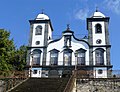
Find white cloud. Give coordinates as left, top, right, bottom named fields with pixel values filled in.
left=74, top=8, right=89, bottom=20
left=104, top=0, right=120, bottom=14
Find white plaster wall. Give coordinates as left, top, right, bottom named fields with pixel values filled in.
left=92, top=22, right=106, bottom=45
left=32, top=24, right=45, bottom=47
left=47, top=35, right=89, bottom=66
left=58, top=52, right=64, bottom=65
left=63, top=33, right=73, bottom=36
left=47, top=37, right=64, bottom=65
left=94, top=67, right=107, bottom=78
left=71, top=37, right=89, bottom=65
left=31, top=68, right=42, bottom=77
left=46, top=52, right=50, bottom=65
left=48, top=24, right=52, bottom=40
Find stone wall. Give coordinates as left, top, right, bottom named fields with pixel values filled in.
left=73, top=79, right=120, bottom=92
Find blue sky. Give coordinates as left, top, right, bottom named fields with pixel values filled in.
left=0, top=0, right=120, bottom=70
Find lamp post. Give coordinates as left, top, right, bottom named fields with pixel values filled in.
left=30, top=52, right=33, bottom=78
left=74, top=51, right=78, bottom=92
left=74, top=51, right=77, bottom=71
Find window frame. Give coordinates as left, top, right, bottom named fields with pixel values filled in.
left=35, top=25, right=42, bottom=35
left=95, top=23, right=102, bottom=33
left=32, top=49, right=42, bottom=65
left=33, top=70, right=37, bottom=74
left=35, top=41, right=40, bottom=45
left=63, top=49, right=73, bottom=66
left=98, top=69, right=103, bottom=74
left=76, top=49, right=86, bottom=65
left=95, top=48, right=104, bottom=65
left=50, top=49, right=59, bottom=65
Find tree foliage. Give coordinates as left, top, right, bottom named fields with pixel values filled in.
left=0, top=29, right=27, bottom=72
left=12, top=45, right=27, bottom=71
left=0, top=29, right=15, bottom=71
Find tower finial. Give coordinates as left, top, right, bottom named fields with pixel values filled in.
left=41, top=9, right=44, bottom=14
left=96, top=6, right=98, bottom=12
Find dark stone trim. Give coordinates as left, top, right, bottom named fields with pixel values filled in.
left=104, top=22, right=110, bottom=45
left=87, top=22, right=93, bottom=45
left=32, top=49, right=42, bottom=53
left=89, top=48, right=93, bottom=65
left=63, top=48, right=73, bottom=52
left=49, top=49, right=60, bottom=52
left=106, top=47, right=111, bottom=65
left=90, top=45, right=111, bottom=47
left=62, top=30, right=74, bottom=34
left=28, top=24, right=33, bottom=46
left=76, top=48, right=87, bottom=52
left=29, top=19, right=53, bottom=31
left=25, top=65, right=113, bottom=68
left=73, top=35, right=90, bottom=46
left=44, top=23, right=48, bottom=46
left=87, top=21, right=93, bottom=65
left=42, top=23, right=48, bottom=65
left=48, top=38, right=61, bottom=45
left=27, top=46, right=47, bottom=50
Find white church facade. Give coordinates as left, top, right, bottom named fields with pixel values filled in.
left=26, top=10, right=112, bottom=78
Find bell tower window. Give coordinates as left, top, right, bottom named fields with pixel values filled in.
left=95, top=24, right=102, bottom=33
left=35, top=25, right=42, bottom=35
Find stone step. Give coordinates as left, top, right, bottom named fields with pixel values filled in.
left=9, top=78, right=69, bottom=92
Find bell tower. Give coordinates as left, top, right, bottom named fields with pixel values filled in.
left=28, top=12, right=53, bottom=66
left=87, top=10, right=112, bottom=78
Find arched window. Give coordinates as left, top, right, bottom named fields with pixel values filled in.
left=32, top=49, right=41, bottom=65
left=76, top=49, right=86, bottom=65
left=35, top=25, right=42, bottom=35
left=64, top=49, right=73, bottom=66
left=95, top=24, right=102, bottom=33
left=50, top=49, right=59, bottom=65
left=95, top=48, right=104, bottom=65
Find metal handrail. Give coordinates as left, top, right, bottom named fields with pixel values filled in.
left=63, top=71, right=76, bottom=92
left=0, top=71, right=29, bottom=92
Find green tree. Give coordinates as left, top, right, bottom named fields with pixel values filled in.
left=0, top=29, right=27, bottom=75
left=13, top=45, right=27, bottom=71
left=0, top=29, right=15, bottom=71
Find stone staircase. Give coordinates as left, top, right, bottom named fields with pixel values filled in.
left=9, top=78, right=69, bottom=92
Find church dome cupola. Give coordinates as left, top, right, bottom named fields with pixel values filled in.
left=36, top=13, right=49, bottom=20
left=91, top=9, right=105, bottom=18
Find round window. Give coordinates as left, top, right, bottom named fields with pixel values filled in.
left=96, top=39, right=102, bottom=44
left=36, top=41, right=40, bottom=45
left=98, top=69, right=103, bottom=74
